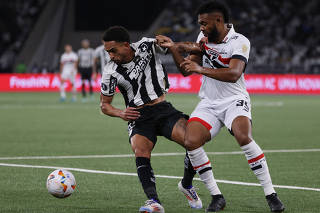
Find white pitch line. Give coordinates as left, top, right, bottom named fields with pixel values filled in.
left=0, top=149, right=320, bottom=160
left=0, top=162, right=319, bottom=192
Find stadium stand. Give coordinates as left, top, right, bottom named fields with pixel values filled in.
left=0, top=0, right=319, bottom=74
left=0, top=0, right=46, bottom=73
left=155, top=0, right=320, bottom=74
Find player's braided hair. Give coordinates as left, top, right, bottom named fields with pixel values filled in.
left=196, top=0, right=230, bottom=23
left=102, top=26, right=130, bottom=43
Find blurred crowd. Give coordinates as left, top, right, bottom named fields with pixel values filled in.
left=155, top=0, right=320, bottom=74
left=0, top=0, right=46, bottom=73
left=0, top=0, right=319, bottom=74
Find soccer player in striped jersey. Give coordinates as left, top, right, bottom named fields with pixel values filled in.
left=77, top=39, right=95, bottom=101
left=156, top=1, right=285, bottom=212
left=100, top=26, right=203, bottom=213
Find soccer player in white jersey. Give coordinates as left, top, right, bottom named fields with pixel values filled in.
left=59, top=44, right=78, bottom=102
left=156, top=1, right=285, bottom=212
left=100, top=26, right=207, bottom=213
left=78, top=39, right=95, bottom=101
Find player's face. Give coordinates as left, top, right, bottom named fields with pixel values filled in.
left=65, top=45, right=72, bottom=53
left=104, top=41, right=131, bottom=64
left=198, top=12, right=223, bottom=42
left=81, top=41, right=89, bottom=48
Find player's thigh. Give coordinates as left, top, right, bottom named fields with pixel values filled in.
left=130, top=134, right=155, bottom=158
left=225, top=99, right=253, bottom=145
left=170, top=117, right=188, bottom=147
left=190, top=100, right=223, bottom=139
left=186, top=104, right=223, bottom=150
left=61, top=70, right=69, bottom=81
left=156, top=102, right=188, bottom=147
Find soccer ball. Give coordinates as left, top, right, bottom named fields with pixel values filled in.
left=46, top=169, right=76, bottom=198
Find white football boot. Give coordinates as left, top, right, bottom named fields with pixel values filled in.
left=139, top=199, right=165, bottom=213
left=178, top=181, right=203, bottom=209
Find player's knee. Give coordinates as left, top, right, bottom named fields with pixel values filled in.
left=134, top=147, right=151, bottom=158
left=184, top=135, right=204, bottom=151
left=234, top=132, right=252, bottom=146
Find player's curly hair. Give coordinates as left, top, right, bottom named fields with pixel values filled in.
left=102, top=26, right=130, bottom=43
left=196, top=0, right=230, bottom=23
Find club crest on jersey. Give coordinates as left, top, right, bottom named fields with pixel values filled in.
left=138, top=43, right=149, bottom=52
left=206, top=48, right=219, bottom=61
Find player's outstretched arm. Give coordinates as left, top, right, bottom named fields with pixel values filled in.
left=100, top=93, right=140, bottom=121
left=181, top=58, right=245, bottom=83
left=156, top=35, right=202, bottom=77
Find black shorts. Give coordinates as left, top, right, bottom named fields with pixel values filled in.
left=79, top=67, right=92, bottom=80
left=128, top=101, right=189, bottom=144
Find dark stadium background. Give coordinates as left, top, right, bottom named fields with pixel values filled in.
left=1, top=1, right=320, bottom=213
left=0, top=0, right=319, bottom=75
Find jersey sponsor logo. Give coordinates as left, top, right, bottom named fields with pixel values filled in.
left=230, top=35, right=239, bottom=40
left=127, top=54, right=152, bottom=80
left=124, top=41, right=154, bottom=80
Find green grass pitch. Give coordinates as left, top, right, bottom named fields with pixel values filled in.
left=0, top=92, right=319, bottom=213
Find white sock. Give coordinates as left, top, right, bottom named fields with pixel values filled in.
left=241, top=140, right=276, bottom=196
left=72, top=84, right=77, bottom=99
left=60, top=83, right=66, bottom=98
left=188, top=147, right=221, bottom=195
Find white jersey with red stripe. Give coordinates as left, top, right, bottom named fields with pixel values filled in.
left=196, top=25, right=250, bottom=102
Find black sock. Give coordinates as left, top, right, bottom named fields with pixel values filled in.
left=81, top=83, right=86, bottom=97
left=136, top=157, right=160, bottom=204
left=181, top=151, right=196, bottom=189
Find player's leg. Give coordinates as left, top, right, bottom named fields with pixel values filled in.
left=59, top=73, right=66, bottom=101
left=79, top=68, right=86, bottom=99
left=180, top=99, right=225, bottom=212
left=70, top=73, right=77, bottom=102
left=226, top=99, right=284, bottom=212
left=87, top=68, right=93, bottom=97
left=168, top=117, right=202, bottom=209
left=231, top=116, right=284, bottom=212
left=129, top=122, right=164, bottom=213
left=185, top=120, right=226, bottom=212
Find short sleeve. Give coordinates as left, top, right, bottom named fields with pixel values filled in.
left=101, top=65, right=117, bottom=96
left=60, top=54, right=64, bottom=63
left=231, top=36, right=250, bottom=64
left=140, top=37, right=167, bottom=54
left=73, top=53, right=78, bottom=61
left=94, top=46, right=102, bottom=58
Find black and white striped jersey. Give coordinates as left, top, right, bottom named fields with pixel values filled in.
left=77, top=48, right=95, bottom=68
left=100, top=37, right=169, bottom=107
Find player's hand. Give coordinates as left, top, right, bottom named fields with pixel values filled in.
left=199, top=37, right=208, bottom=52
left=156, top=35, right=174, bottom=48
left=120, top=107, right=140, bottom=121
left=180, top=59, right=202, bottom=74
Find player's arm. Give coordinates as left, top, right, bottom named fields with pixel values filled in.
left=156, top=35, right=202, bottom=76
left=100, top=94, right=140, bottom=121
left=74, top=59, right=79, bottom=73
left=180, top=58, right=245, bottom=83
left=59, top=62, right=64, bottom=74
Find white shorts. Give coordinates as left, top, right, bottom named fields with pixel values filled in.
left=61, top=69, right=76, bottom=84
left=189, top=96, right=252, bottom=139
